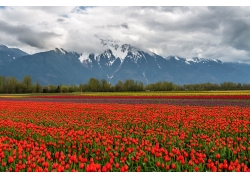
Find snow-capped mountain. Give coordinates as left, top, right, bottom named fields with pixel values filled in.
left=80, top=34, right=153, bottom=65
left=79, top=35, right=160, bottom=82
left=0, top=41, right=250, bottom=85
left=74, top=36, right=249, bottom=85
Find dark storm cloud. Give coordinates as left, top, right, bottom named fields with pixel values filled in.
left=0, top=20, right=61, bottom=49
left=17, top=31, right=61, bottom=49
left=207, top=7, right=250, bottom=52
left=222, top=19, right=250, bottom=51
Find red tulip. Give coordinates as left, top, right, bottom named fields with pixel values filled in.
left=79, top=163, right=84, bottom=169
left=215, top=154, right=220, bottom=159
left=194, top=167, right=199, bottom=172
left=156, top=161, right=161, bottom=167
left=115, top=163, right=120, bottom=169
left=8, top=156, right=14, bottom=164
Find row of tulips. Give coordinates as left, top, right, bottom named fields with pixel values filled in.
left=2, top=96, right=250, bottom=107
left=28, top=95, right=250, bottom=99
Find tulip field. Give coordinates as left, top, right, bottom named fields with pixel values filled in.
left=0, top=92, right=250, bottom=172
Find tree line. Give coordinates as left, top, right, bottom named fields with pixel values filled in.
left=0, top=76, right=41, bottom=93
left=1, top=76, right=250, bottom=94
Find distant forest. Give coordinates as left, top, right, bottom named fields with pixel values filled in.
left=0, top=75, right=250, bottom=94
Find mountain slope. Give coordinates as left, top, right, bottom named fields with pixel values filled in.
left=0, top=45, right=28, bottom=65
left=0, top=42, right=250, bottom=85
left=79, top=37, right=250, bottom=84
left=0, top=48, right=95, bottom=85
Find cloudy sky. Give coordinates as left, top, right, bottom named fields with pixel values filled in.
left=0, top=5, right=250, bottom=63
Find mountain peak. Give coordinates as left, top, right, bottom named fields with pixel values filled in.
left=54, top=48, right=67, bottom=54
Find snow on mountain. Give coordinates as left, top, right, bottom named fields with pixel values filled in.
left=94, top=34, right=127, bottom=61
left=165, top=55, right=181, bottom=60
left=78, top=35, right=224, bottom=71
left=78, top=52, right=92, bottom=63
left=127, top=50, right=144, bottom=63
left=185, top=57, right=222, bottom=64
left=112, top=45, right=128, bottom=62
left=105, top=43, right=128, bottom=63
left=211, top=59, right=221, bottom=63
left=186, top=58, right=197, bottom=63
left=81, top=58, right=92, bottom=64
left=106, top=58, right=116, bottom=66
left=77, top=34, right=151, bottom=68
left=79, top=55, right=86, bottom=63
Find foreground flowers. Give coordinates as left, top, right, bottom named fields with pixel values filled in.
left=0, top=100, right=249, bottom=172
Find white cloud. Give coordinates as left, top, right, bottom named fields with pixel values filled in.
left=0, top=6, right=250, bottom=63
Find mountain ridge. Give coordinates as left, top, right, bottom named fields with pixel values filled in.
left=0, top=43, right=250, bottom=85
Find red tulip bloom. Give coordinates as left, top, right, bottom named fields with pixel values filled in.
left=194, top=167, right=199, bottom=172
left=171, top=163, right=176, bottom=169
left=79, top=163, right=84, bottom=169
left=161, top=163, right=165, bottom=168
left=188, top=160, right=193, bottom=166
left=65, top=164, right=70, bottom=170
left=115, top=163, right=120, bottom=169
left=106, top=163, right=112, bottom=171
left=2, top=162, right=6, bottom=167
left=136, top=166, right=141, bottom=172
left=156, top=161, right=161, bottom=167
left=8, top=156, right=14, bottom=164
left=215, top=154, right=220, bottom=159
left=102, top=166, right=107, bottom=172
left=124, top=165, right=129, bottom=171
